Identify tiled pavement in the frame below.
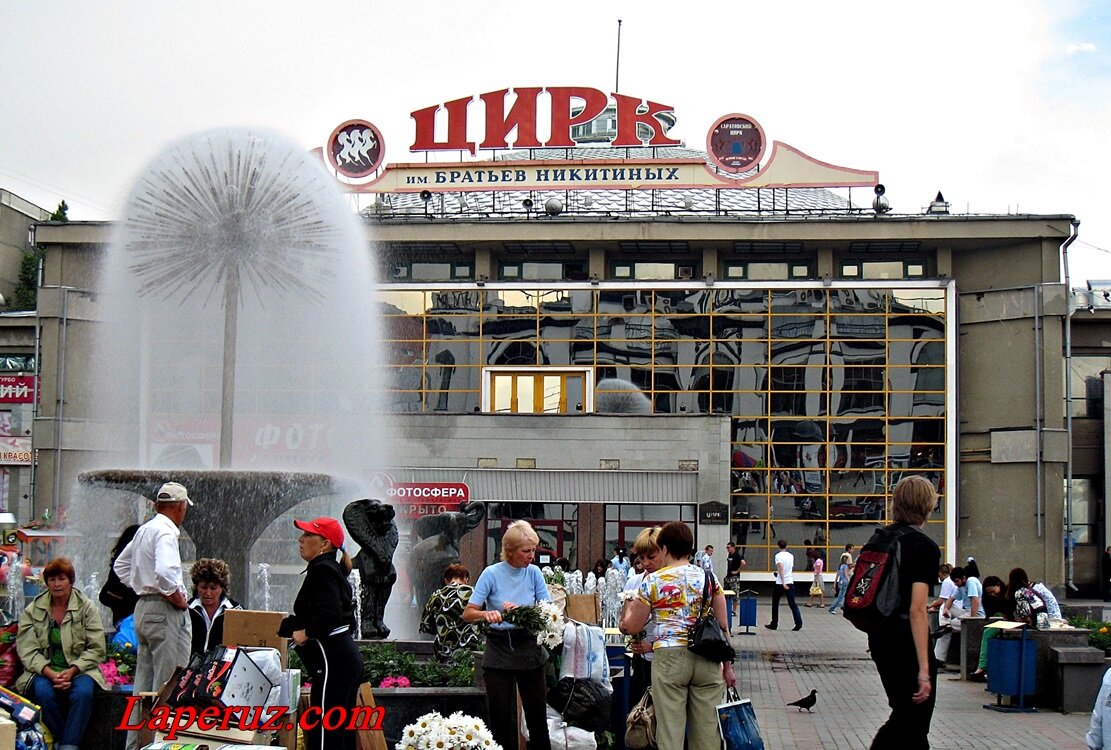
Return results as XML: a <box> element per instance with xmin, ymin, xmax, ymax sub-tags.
<box><xmin>728</xmin><ymin>598</ymin><xmax>1093</xmax><ymax>749</ymax></box>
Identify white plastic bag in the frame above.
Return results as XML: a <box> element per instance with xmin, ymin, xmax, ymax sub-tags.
<box><xmin>559</xmin><ymin>621</ymin><xmax>611</xmax><ymax>689</ymax></box>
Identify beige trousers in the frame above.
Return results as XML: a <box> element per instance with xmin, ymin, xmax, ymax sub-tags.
<box><xmin>125</xmin><ymin>595</ymin><xmax>192</xmax><ymax>750</ymax></box>
<box><xmin>651</xmin><ymin>646</ymin><xmax>726</xmax><ymax>750</ymax></box>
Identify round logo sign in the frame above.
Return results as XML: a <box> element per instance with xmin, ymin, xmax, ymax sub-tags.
<box><xmin>706</xmin><ymin>114</ymin><xmax>766</xmax><ymax>173</ymax></box>
<box><xmin>326</xmin><ymin>119</ymin><xmax>385</xmax><ymax>179</ymax></box>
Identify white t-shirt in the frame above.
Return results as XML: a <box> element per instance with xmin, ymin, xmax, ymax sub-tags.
<box><xmin>774</xmin><ymin>549</ymin><xmax>795</xmax><ymax>585</ymax></box>
<box><xmin>938</xmin><ymin>577</ymin><xmax>958</xmax><ymax>601</ymax></box>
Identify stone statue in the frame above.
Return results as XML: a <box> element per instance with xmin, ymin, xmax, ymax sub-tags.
<box><xmin>408</xmin><ymin>501</ymin><xmax>486</xmax><ymax>610</ymax></box>
<box><xmin>343</xmin><ymin>498</ymin><xmax>398</xmax><ymax>639</ymax></box>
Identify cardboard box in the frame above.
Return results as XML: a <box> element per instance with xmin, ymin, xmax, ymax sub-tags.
<box><xmin>216</xmin><ymin>648</ymin><xmax>275</xmax><ymax>710</ymax></box>
<box><xmin>565</xmin><ymin>594</ymin><xmax>600</xmax><ymax>624</ymax></box>
<box><xmin>0</xmin><ymin>716</ymin><xmax>15</xmax><ymax>748</ymax></box>
<box><xmin>222</xmin><ymin>610</ymin><xmax>288</xmax><ymax>666</ymax></box>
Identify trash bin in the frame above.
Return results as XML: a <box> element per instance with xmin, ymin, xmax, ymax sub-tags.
<box><xmin>987</xmin><ymin>636</ymin><xmax>1036</xmax><ymax>699</ymax></box>
<box><xmin>739</xmin><ymin>591</ymin><xmax>757</xmax><ymax>628</ymax></box>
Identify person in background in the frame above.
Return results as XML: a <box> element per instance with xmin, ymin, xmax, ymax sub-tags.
<box><xmin>1102</xmin><ymin>547</ymin><xmax>1111</xmax><ymax>602</ymax></box>
<box><xmin>831</xmin><ymin>546</ymin><xmax>853</xmax><ymax>617</ymax></box>
<box><xmin>697</xmin><ymin>545</ymin><xmax>715</xmax><ymax>575</ymax></box>
<box><xmin>278</xmin><ymin>517</ymin><xmax>360</xmax><ymax>750</ymax></box>
<box><xmin>631</xmin><ymin>556</ymin><xmax>645</xmax><ymax>575</ymax></box>
<box><xmin>964</xmin><ymin>556</ymin><xmax>981</xmax><ymax>580</ymax></box>
<box><xmin>463</xmin><ymin>521</ymin><xmax>552</xmax><ymax>750</ymax></box>
<box><xmin>621</xmin><ymin>526</ymin><xmax>661</xmax><ymax>707</ymax></box>
<box><xmin>591</xmin><ymin>559</ymin><xmax>609</xmax><ymax>579</ymax></box>
<box><xmin>724</xmin><ymin>541</ymin><xmax>746</xmax><ymax>630</ymax></box>
<box><xmin>611</xmin><ymin>546</ymin><xmax>631</xmax><ymax>576</ymax></box>
<box><xmin>620</xmin><ymin>521</ymin><xmax>735</xmax><ymax>750</ymax></box>
<box><xmin>934</xmin><ymin>566</ymin><xmax>982</xmax><ymax>669</ymax></box>
<box><xmin>1087</xmin><ymin>663</ymin><xmax>1111</xmax><ymax>748</ymax></box>
<box><xmin>187</xmin><ymin>558</ymin><xmax>241</xmax><ymax>659</ymax></box>
<box><xmin>99</xmin><ymin>524</ymin><xmax>140</xmax><ymax>627</ymax></box>
<box><xmin>419</xmin><ymin>563</ymin><xmax>484</xmax><ymax>663</ymax></box>
<box><xmin>867</xmin><ymin>476</ymin><xmax>941</xmax><ymax>750</ymax></box>
<box><xmin>114</xmin><ymin>481</ymin><xmax>193</xmax><ymax>750</ymax></box>
<box><xmin>969</xmin><ymin>575</ymin><xmax>1010</xmax><ymax>682</ymax></box>
<box><xmin>766</xmin><ymin>539</ymin><xmax>803</xmax><ymax>631</ymax></box>
<box><xmin>16</xmin><ymin>557</ymin><xmax>107</xmax><ymax>750</ymax></box>
<box><xmin>806</xmin><ymin>553</ymin><xmax>825</xmax><ymax>608</ymax></box>
<box><xmin>927</xmin><ymin>563</ymin><xmax>955</xmax><ymax>614</ymax></box>
<box><xmin>804</xmin><ymin>539</ymin><xmax>820</xmax><ymax>572</ymax></box>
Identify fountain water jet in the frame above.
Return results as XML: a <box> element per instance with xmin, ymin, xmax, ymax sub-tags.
<box><xmin>70</xmin><ymin>128</ymin><xmax>394</xmax><ymax>617</ymax></box>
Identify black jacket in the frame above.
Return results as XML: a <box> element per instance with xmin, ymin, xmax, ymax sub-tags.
<box><xmin>188</xmin><ymin>596</ymin><xmax>241</xmax><ymax>657</ymax></box>
<box><xmin>278</xmin><ymin>554</ymin><xmax>354</xmax><ymax>640</ymax></box>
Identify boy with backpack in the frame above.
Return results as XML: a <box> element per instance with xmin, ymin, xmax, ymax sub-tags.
<box><xmin>845</xmin><ymin>476</ymin><xmax>940</xmax><ymax>750</ymax></box>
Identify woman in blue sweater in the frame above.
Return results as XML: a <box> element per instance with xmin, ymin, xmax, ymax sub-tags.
<box><xmin>464</xmin><ymin>521</ymin><xmax>552</xmax><ymax>750</ymax></box>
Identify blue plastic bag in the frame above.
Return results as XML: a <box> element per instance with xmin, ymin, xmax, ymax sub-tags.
<box><xmin>718</xmin><ymin>689</ymin><xmax>765</xmax><ymax>750</ymax></box>
<box><xmin>111</xmin><ymin>615</ymin><xmax>137</xmax><ymax>653</ymax></box>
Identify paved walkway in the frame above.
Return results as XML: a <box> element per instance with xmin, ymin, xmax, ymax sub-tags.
<box><xmin>728</xmin><ymin>597</ymin><xmax>1094</xmax><ymax>749</ymax></box>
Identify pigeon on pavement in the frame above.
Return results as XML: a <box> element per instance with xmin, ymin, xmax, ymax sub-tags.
<box><xmin>786</xmin><ymin>689</ymin><xmax>818</xmax><ymax>712</ymax></box>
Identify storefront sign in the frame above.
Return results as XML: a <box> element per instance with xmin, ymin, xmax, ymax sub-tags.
<box><xmin>0</xmin><ymin>436</ymin><xmax>32</xmax><ymax>465</ymax></box>
<box><xmin>369</xmin><ymin>474</ymin><xmax>472</xmax><ymax>519</ymax></box>
<box><xmin>0</xmin><ymin>376</ymin><xmax>34</xmax><ymax>404</ymax></box>
<box><xmin>699</xmin><ymin>501</ymin><xmax>729</xmax><ymax>525</ymax></box>
<box><xmin>410</xmin><ymin>87</ymin><xmax>680</xmax><ymax>154</ymax></box>
<box><xmin>318</xmin><ymin>87</ymin><xmax>879</xmax><ymax>193</ymax></box>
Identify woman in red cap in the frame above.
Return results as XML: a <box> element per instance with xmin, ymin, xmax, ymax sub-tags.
<box><xmin>278</xmin><ymin>516</ymin><xmax>360</xmax><ymax>750</ymax></box>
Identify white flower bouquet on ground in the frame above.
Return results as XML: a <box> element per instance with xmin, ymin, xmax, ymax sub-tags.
<box><xmin>396</xmin><ymin>711</ymin><xmax>501</xmax><ymax>750</ymax></box>
<box><xmin>502</xmin><ymin>600</ymin><xmax>566</xmax><ymax>648</ymax></box>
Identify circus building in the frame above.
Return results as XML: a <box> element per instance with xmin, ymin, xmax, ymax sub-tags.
<box><xmin>29</xmin><ymin>86</ymin><xmax>1111</xmax><ymax>594</ymax></box>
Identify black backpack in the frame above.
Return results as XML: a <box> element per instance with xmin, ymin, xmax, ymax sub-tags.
<box><xmin>842</xmin><ymin>525</ymin><xmax>920</xmax><ymax>633</ymax></box>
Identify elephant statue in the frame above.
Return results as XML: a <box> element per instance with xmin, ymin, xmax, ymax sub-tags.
<box><xmin>408</xmin><ymin>500</ymin><xmax>486</xmax><ymax>610</ymax></box>
<box><xmin>343</xmin><ymin>498</ymin><xmax>398</xmax><ymax>639</ymax></box>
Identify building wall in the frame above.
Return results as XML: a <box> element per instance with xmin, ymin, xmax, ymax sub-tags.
<box><xmin>32</xmin><ymin>215</ymin><xmax>1101</xmax><ymax>590</ymax></box>
<box><xmin>0</xmin><ymin>191</ymin><xmax>50</xmax><ymax>305</ymax></box>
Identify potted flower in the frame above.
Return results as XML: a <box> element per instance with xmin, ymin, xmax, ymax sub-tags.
<box><xmin>397</xmin><ymin>711</ymin><xmax>501</xmax><ymax>750</ymax></box>
<box><xmin>99</xmin><ymin>641</ymin><xmax>136</xmax><ymax>687</ymax></box>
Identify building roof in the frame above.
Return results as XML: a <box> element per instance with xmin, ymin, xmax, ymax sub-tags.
<box><xmin>362</xmin><ymin>144</ymin><xmax>859</xmax><ymax>220</ymax></box>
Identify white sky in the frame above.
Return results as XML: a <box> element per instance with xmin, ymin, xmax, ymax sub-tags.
<box><xmin>1</xmin><ymin>0</ymin><xmax>1107</xmax><ymax>282</ymax></box>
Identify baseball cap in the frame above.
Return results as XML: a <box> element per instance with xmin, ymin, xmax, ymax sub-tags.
<box><xmin>156</xmin><ymin>482</ymin><xmax>193</xmax><ymax>506</ymax></box>
<box><xmin>294</xmin><ymin>517</ymin><xmax>345</xmax><ymax>550</ymax></box>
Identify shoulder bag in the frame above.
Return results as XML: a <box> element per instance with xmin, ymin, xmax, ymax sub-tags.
<box><xmin>688</xmin><ymin>570</ymin><xmax>736</xmax><ymax>663</ymax></box>
<box><xmin>625</xmin><ymin>686</ymin><xmax>656</xmax><ymax>749</ymax></box>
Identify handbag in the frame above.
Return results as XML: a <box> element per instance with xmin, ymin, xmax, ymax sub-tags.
<box><xmin>547</xmin><ymin>676</ymin><xmax>612</xmax><ymax>732</ymax></box>
<box><xmin>625</xmin><ymin>686</ymin><xmax>656</xmax><ymax>750</ymax></box>
<box><xmin>717</xmin><ymin>688</ymin><xmax>765</xmax><ymax>750</ymax></box>
<box><xmin>809</xmin><ymin>584</ymin><xmax>823</xmax><ymax>596</ymax></box>
<box><xmin>688</xmin><ymin>570</ymin><xmax>736</xmax><ymax>663</ymax></box>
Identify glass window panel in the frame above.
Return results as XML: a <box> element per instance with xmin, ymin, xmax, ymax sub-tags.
<box><xmin>633</xmin><ymin>262</ymin><xmax>678</xmax><ymax>280</ymax></box>
<box><xmin>746</xmin><ymin>262</ymin><xmax>790</xmax><ymax>280</ymax></box>
<box><xmin>379</xmin><ymin>291</ymin><xmax>427</xmax><ymax>316</ymax></box>
<box><xmin>516</xmin><ymin>376</ymin><xmax>535</xmax><ymax>412</ymax></box>
<box><xmin>541</xmin><ymin>375</ymin><xmax>562</xmax><ymax>412</ymax></box>
<box><xmin>891</xmin><ymin>289</ymin><xmax>946</xmax><ymax>313</ymax></box>
<box><xmin>521</xmin><ymin>262</ymin><xmax>565</xmax><ymax>280</ymax></box>
<box><xmin>829</xmin><ymin>289</ymin><xmax>888</xmax><ymax>312</ymax></box>
<box><xmin>409</xmin><ymin>262</ymin><xmax>453</xmax><ymax>280</ymax></box>
<box><xmin>830</xmin><ymin>315</ymin><xmax>886</xmax><ymax>339</ymax></box>
<box><xmin>492</xmin><ymin>374</ymin><xmax>513</xmax><ymax>412</ymax></box>
<box><xmin>860</xmin><ymin>261</ymin><xmax>905</xmax><ymax>279</ymax></box>
<box><xmin>1069</xmin><ymin>356</ymin><xmax>1111</xmax><ymax>417</ymax></box>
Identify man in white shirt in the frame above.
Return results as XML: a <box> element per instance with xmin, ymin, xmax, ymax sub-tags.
<box><xmin>766</xmin><ymin>539</ymin><xmax>803</xmax><ymax>631</ymax></box>
<box><xmin>114</xmin><ymin>481</ymin><xmax>193</xmax><ymax>750</ymax></box>
<box><xmin>698</xmin><ymin>545</ymin><xmax>715</xmax><ymax>575</ymax></box>
<box><xmin>933</xmin><ymin>565</ymin><xmax>982</xmax><ymax>666</ymax></box>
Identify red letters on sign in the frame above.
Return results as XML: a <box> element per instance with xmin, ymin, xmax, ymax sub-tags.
<box><xmin>410</xmin><ymin>87</ymin><xmax>678</xmax><ymax>153</ymax></box>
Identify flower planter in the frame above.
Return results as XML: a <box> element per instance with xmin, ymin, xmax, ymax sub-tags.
<box><xmin>371</xmin><ymin>687</ymin><xmax>488</xmax><ymax>747</ymax></box>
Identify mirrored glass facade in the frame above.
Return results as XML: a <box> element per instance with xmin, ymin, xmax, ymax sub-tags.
<box><xmin>381</xmin><ymin>284</ymin><xmax>951</xmax><ymax>566</ymax></box>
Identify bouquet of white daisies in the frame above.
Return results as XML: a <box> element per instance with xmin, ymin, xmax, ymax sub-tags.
<box><xmin>502</xmin><ymin>600</ymin><xmax>566</xmax><ymax>649</ymax></box>
<box><xmin>396</xmin><ymin>711</ymin><xmax>501</xmax><ymax>750</ymax></box>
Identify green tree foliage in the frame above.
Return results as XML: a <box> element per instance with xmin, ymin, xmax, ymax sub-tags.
<box><xmin>11</xmin><ymin>200</ymin><xmax>67</xmax><ymax>310</ymax></box>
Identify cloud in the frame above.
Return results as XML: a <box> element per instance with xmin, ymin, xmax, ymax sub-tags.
<box><xmin>1066</xmin><ymin>42</ymin><xmax>1097</xmax><ymax>54</ymax></box>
